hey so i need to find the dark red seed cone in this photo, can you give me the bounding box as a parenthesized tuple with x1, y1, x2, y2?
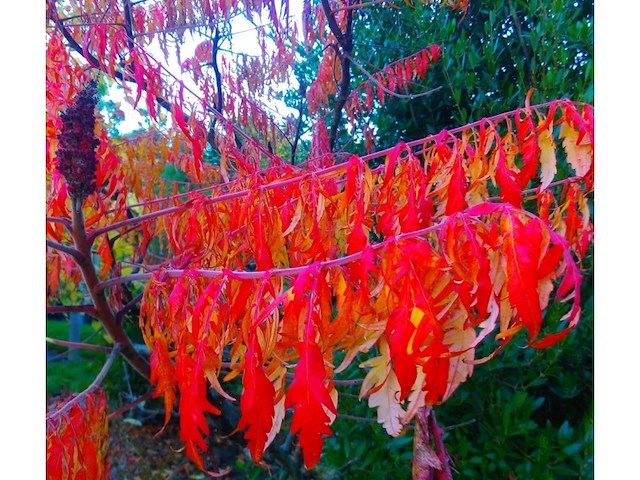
(56, 80, 100, 201)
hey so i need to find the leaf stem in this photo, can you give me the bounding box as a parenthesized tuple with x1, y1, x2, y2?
(87, 204, 188, 242)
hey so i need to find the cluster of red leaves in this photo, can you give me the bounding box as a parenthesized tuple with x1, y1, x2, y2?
(345, 44, 442, 119)
(46, 1, 591, 474)
(46, 32, 131, 298)
(47, 0, 295, 189)
(46, 389, 110, 480)
(136, 100, 592, 469)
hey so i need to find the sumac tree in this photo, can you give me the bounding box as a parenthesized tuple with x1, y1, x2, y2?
(45, 0, 593, 478)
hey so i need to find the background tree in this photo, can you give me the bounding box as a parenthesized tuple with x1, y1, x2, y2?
(44, 0, 593, 478)
(289, 0, 593, 153)
(283, 1, 594, 477)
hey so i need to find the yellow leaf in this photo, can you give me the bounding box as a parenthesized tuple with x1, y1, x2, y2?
(368, 370, 407, 436)
(403, 369, 426, 424)
(359, 354, 389, 400)
(560, 123, 592, 177)
(538, 126, 557, 190)
(406, 307, 425, 355)
(282, 200, 303, 237)
(265, 372, 286, 451)
(409, 307, 425, 328)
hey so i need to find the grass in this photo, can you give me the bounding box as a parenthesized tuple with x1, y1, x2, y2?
(46, 318, 111, 396)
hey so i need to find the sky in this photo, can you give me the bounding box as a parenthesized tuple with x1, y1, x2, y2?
(0, 1, 638, 478)
(109, 2, 304, 135)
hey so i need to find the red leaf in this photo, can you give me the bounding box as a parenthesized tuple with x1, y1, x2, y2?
(422, 355, 450, 405)
(176, 343, 221, 470)
(501, 213, 543, 340)
(445, 154, 467, 215)
(428, 44, 441, 62)
(149, 339, 177, 428)
(238, 335, 276, 462)
(386, 307, 418, 400)
(346, 213, 368, 255)
(495, 149, 523, 208)
(285, 338, 336, 468)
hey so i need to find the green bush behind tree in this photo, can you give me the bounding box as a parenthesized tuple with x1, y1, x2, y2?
(287, 1, 594, 478)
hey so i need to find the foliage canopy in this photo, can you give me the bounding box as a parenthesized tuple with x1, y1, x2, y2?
(45, 0, 593, 477)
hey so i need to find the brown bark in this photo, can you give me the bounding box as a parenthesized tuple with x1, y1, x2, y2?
(70, 197, 150, 380)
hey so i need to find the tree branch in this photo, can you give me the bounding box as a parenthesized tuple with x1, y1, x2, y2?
(49, 0, 281, 166)
(122, 0, 136, 50)
(70, 197, 150, 379)
(331, 0, 390, 12)
(206, 26, 224, 151)
(46, 216, 72, 230)
(46, 337, 113, 353)
(48, 0, 175, 113)
(290, 80, 307, 164)
(87, 204, 188, 242)
(107, 390, 154, 420)
(46, 239, 84, 261)
(115, 291, 144, 323)
(47, 304, 99, 317)
(46, 343, 122, 421)
(320, 0, 355, 151)
(94, 217, 447, 290)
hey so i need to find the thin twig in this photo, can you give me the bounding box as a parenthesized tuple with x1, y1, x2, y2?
(46, 343, 122, 421)
(331, 0, 391, 12)
(442, 418, 476, 432)
(107, 391, 154, 420)
(47, 304, 98, 317)
(46, 337, 113, 353)
(115, 292, 144, 323)
(338, 413, 377, 423)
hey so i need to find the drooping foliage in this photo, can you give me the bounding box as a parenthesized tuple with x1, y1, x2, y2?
(46, 389, 110, 480)
(45, 0, 593, 476)
(307, 0, 593, 151)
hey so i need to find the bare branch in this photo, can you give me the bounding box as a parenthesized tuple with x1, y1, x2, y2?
(290, 80, 307, 164)
(107, 390, 154, 420)
(320, 0, 355, 151)
(47, 304, 99, 317)
(46, 216, 72, 230)
(331, 0, 391, 12)
(46, 343, 122, 421)
(87, 204, 188, 242)
(338, 413, 377, 423)
(46, 239, 84, 261)
(115, 292, 144, 323)
(46, 337, 113, 353)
